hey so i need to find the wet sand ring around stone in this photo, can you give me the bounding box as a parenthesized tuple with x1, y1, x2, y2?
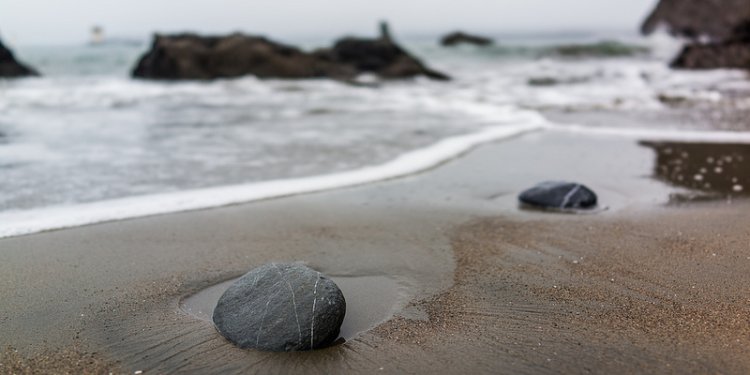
(181, 275, 406, 344)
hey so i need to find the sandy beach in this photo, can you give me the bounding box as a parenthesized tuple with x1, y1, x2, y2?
(1, 127, 749, 374)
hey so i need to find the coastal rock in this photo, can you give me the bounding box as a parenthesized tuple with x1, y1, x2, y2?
(671, 42, 750, 70)
(641, 0, 750, 41)
(315, 22, 450, 80)
(213, 263, 346, 351)
(671, 21, 750, 70)
(519, 181, 598, 210)
(132, 23, 449, 81)
(0, 39, 38, 78)
(132, 33, 355, 80)
(440, 31, 493, 47)
(642, 2, 750, 71)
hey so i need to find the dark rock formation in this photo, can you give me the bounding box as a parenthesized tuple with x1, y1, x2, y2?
(641, 0, 750, 41)
(644, 1, 750, 71)
(133, 23, 449, 81)
(315, 22, 450, 81)
(671, 21, 750, 70)
(671, 42, 750, 70)
(0, 39, 38, 78)
(213, 263, 346, 352)
(519, 181, 598, 210)
(132, 33, 355, 80)
(440, 31, 493, 47)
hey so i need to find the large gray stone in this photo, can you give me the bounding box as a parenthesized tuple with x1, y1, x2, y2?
(519, 181, 598, 210)
(213, 263, 346, 351)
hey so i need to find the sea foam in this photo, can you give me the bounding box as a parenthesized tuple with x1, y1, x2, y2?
(5, 118, 750, 239)
(0, 122, 543, 239)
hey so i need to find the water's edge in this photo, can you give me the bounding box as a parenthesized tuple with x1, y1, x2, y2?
(0, 123, 544, 239)
(4, 121, 750, 240)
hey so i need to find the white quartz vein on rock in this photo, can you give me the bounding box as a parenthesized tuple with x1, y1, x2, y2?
(255, 279, 283, 346)
(560, 184, 581, 208)
(310, 272, 321, 349)
(272, 263, 303, 346)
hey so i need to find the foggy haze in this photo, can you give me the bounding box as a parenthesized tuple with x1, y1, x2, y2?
(1, 0, 657, 45)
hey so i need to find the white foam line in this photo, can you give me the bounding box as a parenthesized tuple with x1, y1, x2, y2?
(551, 123, 750, 143)
(0, 123, 543, 239)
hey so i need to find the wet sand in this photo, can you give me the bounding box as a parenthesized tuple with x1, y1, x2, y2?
(1, 130, 749, 374)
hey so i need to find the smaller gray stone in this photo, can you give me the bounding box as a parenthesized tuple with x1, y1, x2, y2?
(213, 263, 346, 351)
(519, 181, 597, 210)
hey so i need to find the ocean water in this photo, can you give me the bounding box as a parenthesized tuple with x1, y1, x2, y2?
(1, 31, 749, 237)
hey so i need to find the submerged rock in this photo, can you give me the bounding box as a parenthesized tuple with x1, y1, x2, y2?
(132, 23, 448, 81)
(0, 39, 38, 78)
(519, 181, 598, 210)
(641, 0, 750, 41)
(549, 41, 649, 58)
(440, 31, 493, 47)
(213, 263, 346, 351)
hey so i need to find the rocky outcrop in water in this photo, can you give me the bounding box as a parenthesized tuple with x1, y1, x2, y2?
(642, 1, 750, 70)
(0, 39, 38, 78)
(315, 23, 450, 81)
(213, 263, 346, 352)
(132, 23, 449, 81)
(132, 33, 355, 80)
(519, 181, 598, 211)
(641, 0, 750, 41)
(671, 21, 750, 70)
(440, 32, 493, 47)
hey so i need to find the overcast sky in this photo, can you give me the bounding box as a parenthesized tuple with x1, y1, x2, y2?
(1, 0, 657, 45)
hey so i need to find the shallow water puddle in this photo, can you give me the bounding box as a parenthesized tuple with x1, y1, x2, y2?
(181, 275, 404, 340)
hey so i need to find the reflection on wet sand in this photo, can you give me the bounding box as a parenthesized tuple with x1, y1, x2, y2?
(640, 141, 749, 202)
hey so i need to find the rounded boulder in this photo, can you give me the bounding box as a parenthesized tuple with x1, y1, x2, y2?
(213, 263, 346, 351)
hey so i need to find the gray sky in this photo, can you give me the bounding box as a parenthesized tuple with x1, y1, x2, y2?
(1, 0, 657, 45)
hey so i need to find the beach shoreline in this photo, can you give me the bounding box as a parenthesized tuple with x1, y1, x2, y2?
(2, 129, 749, 374)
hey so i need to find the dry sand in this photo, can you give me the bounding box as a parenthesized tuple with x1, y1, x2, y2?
(1, 130, 749, 374)
(387, 205, 750, 374)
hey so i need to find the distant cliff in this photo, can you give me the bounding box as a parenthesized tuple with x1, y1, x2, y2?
(641, 0, 750, 41)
